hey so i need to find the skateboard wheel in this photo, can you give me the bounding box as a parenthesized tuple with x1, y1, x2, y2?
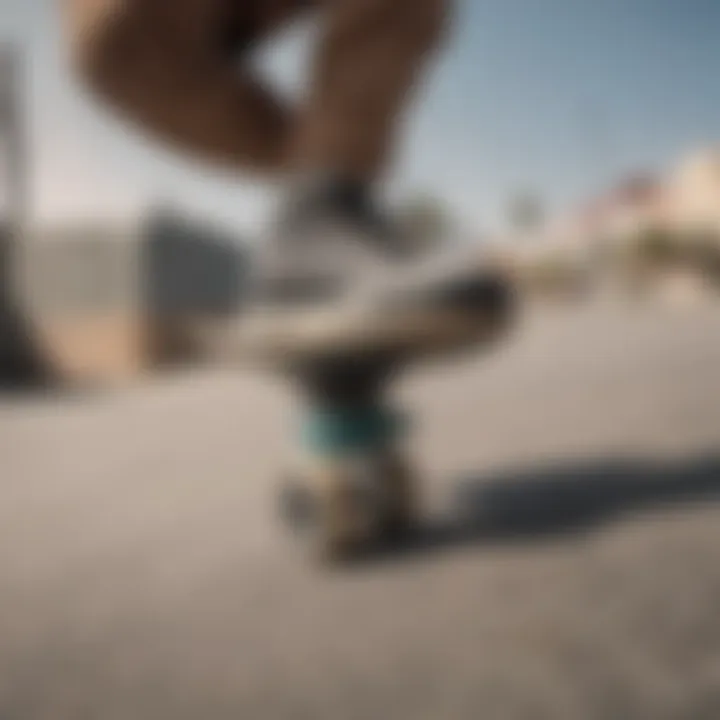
(279, 459, 382, 561)
(376, 453, 417, 541)
(279, 452, 417, 561)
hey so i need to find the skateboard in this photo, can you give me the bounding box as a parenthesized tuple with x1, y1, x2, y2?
(200, 268, 515, 561)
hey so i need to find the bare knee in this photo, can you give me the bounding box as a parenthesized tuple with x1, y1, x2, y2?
(61, 0, 204, 138)
(61, 0, 138, 102)
(397, 0, 453, 52)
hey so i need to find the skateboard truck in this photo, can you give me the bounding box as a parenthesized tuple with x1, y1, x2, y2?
(280, 353, 418, 560)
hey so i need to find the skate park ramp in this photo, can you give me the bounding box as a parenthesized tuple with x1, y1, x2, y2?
(13, 209, 248, 387)
(0, 223, 54, 390)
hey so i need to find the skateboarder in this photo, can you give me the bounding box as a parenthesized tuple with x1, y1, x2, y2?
(64, 0, 507, 346)
(62, 0, 512, 558)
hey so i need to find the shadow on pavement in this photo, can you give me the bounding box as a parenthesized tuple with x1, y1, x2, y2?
(372, 453, 720, 563)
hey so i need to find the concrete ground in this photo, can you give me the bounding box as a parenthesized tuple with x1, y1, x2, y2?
(1, 298, 720, 719)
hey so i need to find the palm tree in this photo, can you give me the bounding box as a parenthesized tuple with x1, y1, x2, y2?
(0, 45, 51, 388)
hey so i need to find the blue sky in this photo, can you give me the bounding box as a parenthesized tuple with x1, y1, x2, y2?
(2, 0, 720, 235)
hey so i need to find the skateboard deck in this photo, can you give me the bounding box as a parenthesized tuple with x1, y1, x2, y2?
(201, 267, 514, 369)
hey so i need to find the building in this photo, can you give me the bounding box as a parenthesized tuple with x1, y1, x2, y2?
(666, 149, 720, 238)
(553, 149, 720, 256)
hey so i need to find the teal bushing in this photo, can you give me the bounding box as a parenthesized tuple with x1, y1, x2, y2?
(300, 405, 406, 456)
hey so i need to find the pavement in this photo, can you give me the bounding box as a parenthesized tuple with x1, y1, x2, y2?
(1, 298, 720, 719)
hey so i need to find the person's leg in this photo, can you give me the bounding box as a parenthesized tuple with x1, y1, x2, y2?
(61, 0, 307, 171)
(63, 0, 450, 180)
(267, 0, 452, 261)
(297, 0, 451, 182)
